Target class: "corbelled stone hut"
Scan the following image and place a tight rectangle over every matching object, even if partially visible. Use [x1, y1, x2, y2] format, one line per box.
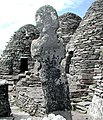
[67, 0, 103, 101]
[57, 13, 82, 74]
[58, 12, 82, 46]
[0, 24, 39, 75]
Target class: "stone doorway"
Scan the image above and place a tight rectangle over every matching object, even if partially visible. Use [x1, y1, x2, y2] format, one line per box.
[20, 57, 28, 73]
[65, 51, 73, 73]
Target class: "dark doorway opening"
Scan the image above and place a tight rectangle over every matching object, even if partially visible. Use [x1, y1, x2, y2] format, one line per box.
[20, 57, 28, 73]
[65, 51, 73, 74]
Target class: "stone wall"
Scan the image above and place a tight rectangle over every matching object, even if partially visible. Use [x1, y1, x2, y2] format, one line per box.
[67, 0, 103, 104]
[57, 13, 82, 74]
[89, 42, 103, 119]
[0, 80, 11, 117]
[15, 71, 45, 117]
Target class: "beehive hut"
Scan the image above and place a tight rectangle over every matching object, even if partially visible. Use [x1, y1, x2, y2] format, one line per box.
[0, 24, 39, 75]
[57, 13, 82, 74]
[67, 0, 103, 101]
[57, 12, 82, 47]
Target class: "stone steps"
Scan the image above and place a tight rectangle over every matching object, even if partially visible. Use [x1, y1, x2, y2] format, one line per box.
[71, 101, 91, 114]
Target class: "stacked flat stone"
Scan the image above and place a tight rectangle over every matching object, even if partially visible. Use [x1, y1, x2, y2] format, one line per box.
[31, 5, 72, 120]
[93, 62, 103, 98]
[67, 0, 103, 101]
[0, 80, 11, 117]
[0, 24, 39, 75]
[89, 47, 103, 119]
[58, 12, 82, 47]
[57, 12, 82, 73]
[15, 71, 45, 116]
[57, 13, 82, 74]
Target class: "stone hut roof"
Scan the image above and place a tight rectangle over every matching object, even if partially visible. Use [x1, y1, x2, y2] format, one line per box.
[58, 12, 82, 46]
[68, 0, 103, 96]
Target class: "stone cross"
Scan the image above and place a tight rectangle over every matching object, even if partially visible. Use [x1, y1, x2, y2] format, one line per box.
[31, 5, 71, 119]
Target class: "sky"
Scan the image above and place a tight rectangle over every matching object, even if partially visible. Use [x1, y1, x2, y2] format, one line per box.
[0, 0, 95, 54]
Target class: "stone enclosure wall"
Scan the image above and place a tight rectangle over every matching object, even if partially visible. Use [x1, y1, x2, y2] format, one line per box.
[15, 71, 45, 116]
[0, 80, 11, 117]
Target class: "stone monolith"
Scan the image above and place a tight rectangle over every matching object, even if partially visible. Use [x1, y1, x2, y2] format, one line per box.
[31, 5, 72, 120]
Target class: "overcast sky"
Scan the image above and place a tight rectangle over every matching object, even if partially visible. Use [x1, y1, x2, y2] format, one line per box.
[0, 0, 95, 53]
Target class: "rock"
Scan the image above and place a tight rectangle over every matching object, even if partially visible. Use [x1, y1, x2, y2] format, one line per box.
[53, 115, 66, 120]
[42, 114, 66, 120]
[0, 117, 14, 120]
[89, 95, 103, 120]
[0, 79, 8, 85]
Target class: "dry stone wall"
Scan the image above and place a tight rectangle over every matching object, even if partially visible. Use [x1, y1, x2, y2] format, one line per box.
[89, 38, 103, 119]
[89, 60, 103, 120]
[66, 0, 103, 112]
[15, 71, 45, 117]
[58, 13, 81, 74]
[0, 80, 11, 117]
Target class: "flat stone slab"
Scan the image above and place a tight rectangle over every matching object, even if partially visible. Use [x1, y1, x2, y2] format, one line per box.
[0, 117, 14, 120]
[0, 79, 8, 86]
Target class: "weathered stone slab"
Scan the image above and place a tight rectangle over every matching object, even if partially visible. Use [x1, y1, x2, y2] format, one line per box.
[0, 117, 14, 120]
[31, 5, 71, 119]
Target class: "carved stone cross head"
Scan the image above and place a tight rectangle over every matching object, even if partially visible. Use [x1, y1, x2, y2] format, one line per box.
[35, 5, 59, 33]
